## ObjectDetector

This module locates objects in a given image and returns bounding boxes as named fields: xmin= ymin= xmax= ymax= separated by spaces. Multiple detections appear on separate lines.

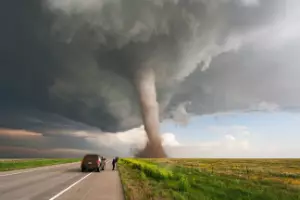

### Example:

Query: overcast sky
xmin=1 ymin=0 xmax=300 ymax=158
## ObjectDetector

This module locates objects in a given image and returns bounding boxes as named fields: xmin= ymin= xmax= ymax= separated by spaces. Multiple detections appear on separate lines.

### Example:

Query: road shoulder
xmin=52 ymin=162 xmax=124 ymax=200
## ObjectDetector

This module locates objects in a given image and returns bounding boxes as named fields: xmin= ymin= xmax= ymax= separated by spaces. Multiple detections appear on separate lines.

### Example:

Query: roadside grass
xmin=0 ymin=158 xmax=81 ymax=171
xmin=118 ymin=159 xmax=186 ymax=200
xmin=118 ymin=160 xmax=157 ymax=200
xmin=119 ymin=158 xmax=300 ymax=200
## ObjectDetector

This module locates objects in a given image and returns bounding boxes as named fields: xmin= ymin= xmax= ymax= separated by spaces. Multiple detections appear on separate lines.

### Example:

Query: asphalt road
xmin=0 ymin=160 xmax=124 ymax=200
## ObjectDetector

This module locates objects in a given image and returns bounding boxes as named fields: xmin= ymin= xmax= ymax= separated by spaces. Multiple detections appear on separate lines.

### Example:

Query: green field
xmin=118 ymin=158 xmax=300 ymax=200
xmin=0 ymin=158 xmax=81 ymax=171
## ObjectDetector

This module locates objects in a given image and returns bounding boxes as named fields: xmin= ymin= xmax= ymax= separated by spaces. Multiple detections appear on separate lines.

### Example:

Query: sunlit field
xmin=118 ymin=158 xmax=300 ymax=200
xmin=0 ymin=158 xmax=80 ymax=171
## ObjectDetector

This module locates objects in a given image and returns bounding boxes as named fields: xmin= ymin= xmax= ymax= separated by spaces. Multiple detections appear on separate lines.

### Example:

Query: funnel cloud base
xmin=135 ymin=141 xmax=167 ymax=158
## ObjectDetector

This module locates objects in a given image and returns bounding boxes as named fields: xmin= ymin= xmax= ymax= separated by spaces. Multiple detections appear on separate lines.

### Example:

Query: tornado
xmin=134 ymin=67 xmax=167 ymax=158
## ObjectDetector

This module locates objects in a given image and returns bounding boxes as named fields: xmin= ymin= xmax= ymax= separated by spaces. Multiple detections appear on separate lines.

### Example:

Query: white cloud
xmin=165 ymin=138 xmax=251 ymax=158
xmin=84 ymin=126 xmax=181 ymax=155
xmin=161 ymin=133 xmax=181 ymax=146
xmin=114 ymin=126 xmax=147 ymax=146
xmin=225 ymin=134 xmax=236 ymax=141
xmin=165 ymin=125 xmax=253 ymax=158
xmin=105 ymin=127 xmax=181 ymax=147
xmin=85 ymin=126 xmax=147 ymax=149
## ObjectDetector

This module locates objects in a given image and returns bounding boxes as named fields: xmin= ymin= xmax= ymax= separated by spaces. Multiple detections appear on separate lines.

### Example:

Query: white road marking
xmin=0 ymin=162 xmax=80 ymax=177
xmin=0 ymin=170 xmax=38 ymax=177
xmin=48 ymin=173 xmax=92 ymax=200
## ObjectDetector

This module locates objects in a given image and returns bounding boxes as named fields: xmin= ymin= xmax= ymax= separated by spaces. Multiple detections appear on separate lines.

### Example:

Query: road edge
xmin=118 ymin=163 xmax=128 ymax=200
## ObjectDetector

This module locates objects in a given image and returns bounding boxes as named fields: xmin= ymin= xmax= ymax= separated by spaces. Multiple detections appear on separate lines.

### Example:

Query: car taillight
xmin=97 ymin=160 xmax=100 ymax=165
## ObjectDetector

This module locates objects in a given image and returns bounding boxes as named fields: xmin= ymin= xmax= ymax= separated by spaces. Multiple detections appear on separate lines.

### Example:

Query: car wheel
xmin=81 ymin=167 xmax=85 ymax=172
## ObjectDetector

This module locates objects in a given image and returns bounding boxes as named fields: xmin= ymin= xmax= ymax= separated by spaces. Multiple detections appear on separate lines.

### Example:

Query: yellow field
xmin=119 ymin=158 xmax=300 ymax=200
xmin=146 ymin=158 xmax=300 ymax=187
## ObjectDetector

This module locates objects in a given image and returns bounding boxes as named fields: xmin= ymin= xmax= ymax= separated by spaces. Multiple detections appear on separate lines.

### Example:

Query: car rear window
xmin=83 ymin=154 xmax=98 ymax=161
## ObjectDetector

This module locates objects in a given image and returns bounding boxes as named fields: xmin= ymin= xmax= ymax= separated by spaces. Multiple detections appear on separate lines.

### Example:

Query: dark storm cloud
xmin=0 ymin=0 xmax=299 ymax=136
xmin=168 ymin=44 xmax=300 ymax=116
xmin=0 ymin=146 xmax=91 ymax=158
xmin=0 ymin=127 xmax=123 ymax=157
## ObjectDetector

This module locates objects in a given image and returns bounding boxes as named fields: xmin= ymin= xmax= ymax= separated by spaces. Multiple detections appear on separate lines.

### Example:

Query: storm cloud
xmin=0 ymin=0 xmax=299 ymax=157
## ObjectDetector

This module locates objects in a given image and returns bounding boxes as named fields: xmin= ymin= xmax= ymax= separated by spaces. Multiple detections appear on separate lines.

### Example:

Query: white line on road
xmin=0 ymin=162 xmax=80 ymax=177
xmin=49 ymin=173 xmax=92 ymax=200
xmin=0 ymin=169 xmax=39 ymax=177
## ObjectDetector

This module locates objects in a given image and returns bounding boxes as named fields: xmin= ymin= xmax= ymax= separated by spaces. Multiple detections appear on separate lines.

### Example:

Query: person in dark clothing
xmin=112 ymin=157 xmax=119 ymax=170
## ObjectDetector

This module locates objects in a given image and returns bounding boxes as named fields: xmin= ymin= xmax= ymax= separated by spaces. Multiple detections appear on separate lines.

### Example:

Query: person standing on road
xmin=112 ymin=156 xmax=119 ymax=170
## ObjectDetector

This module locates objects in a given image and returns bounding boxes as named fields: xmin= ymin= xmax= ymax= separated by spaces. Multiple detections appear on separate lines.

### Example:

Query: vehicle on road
xmin=81 ymin=154 xmax=106 ymax=172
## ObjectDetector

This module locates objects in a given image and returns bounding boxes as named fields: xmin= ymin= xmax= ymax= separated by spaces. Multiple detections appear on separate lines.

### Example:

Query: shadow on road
xmin=65 ymin=168 xmax=101 ymax=173
xmin=64 ymin=166 xmax=118 ymax=173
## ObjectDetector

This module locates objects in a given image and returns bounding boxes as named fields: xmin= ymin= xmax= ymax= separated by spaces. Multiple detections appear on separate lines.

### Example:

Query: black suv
xmin=81 ymin=154 xmax=106 ymax=172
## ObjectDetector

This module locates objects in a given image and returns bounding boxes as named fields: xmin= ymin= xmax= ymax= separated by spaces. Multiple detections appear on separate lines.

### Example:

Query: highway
xmin=0 ymin=160 xmax=124 ymax=200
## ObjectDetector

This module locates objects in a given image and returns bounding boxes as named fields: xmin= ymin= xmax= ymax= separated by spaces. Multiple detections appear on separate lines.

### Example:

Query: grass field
xmin=118 ymin=158 xmax=300 ymax=200
xmin=0 ymin=158 xmax=81 ymax=171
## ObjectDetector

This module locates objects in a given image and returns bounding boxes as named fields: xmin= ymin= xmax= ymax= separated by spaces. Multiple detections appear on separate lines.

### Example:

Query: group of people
xmin=100 ymin=156 xmax=119 ymax=170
